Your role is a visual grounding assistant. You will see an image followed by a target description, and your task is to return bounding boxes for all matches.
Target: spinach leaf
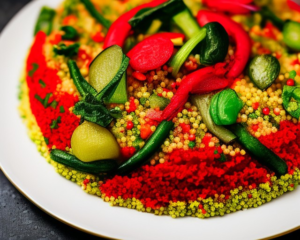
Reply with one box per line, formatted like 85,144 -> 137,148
73,101 -> 113,127
54,43 -> 80,57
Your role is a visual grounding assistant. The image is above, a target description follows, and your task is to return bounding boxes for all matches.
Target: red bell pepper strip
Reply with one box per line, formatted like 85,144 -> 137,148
287,0 -> 300,12
103,0 -> 168,49
127,34 -> 174,72
202,0 -> 259,14
197,10 -> 251,79
161,63 -> 231,121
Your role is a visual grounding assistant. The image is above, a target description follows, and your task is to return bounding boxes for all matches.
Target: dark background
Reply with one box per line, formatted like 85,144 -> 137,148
0,0 -> 299,239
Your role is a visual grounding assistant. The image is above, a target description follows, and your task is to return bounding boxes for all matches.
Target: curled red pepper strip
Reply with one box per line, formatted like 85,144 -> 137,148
287,0 -> 300,13
202,0 -> 259,15
197,10 -> 251,79
103,0 -> 168,49
161,63 -> 231,121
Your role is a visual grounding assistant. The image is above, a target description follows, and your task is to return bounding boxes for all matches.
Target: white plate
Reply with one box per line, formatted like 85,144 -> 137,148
0,0 -> 300,239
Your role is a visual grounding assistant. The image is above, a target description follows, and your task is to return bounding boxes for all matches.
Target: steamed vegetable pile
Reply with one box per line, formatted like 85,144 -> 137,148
21,0 -> 300,218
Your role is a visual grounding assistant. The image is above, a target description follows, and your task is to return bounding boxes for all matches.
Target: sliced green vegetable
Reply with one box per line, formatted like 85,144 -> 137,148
172,8 -> 201,39
227,124 -> 288,176
28,63 -> 39,77
68,60 -> 97,97
96,56 -> 129,103
106,74 -> 128,104
50,149 -> 118,174
117,121 -> 174,174
34,93 -> 52,108
50,116 -> 61,129
80,0 -> 111,29
54,43 -> 80,57
259,6 -> 284,30
89,45 -> 129,103
89,45 -> 123,92
170,28 -> 206,77
44,137 -> 49,145
210,89 -> 244,125
282,85 -> 300,119
191,94 -> 236,144
149,94 -> 170,110
61,26 -> 78,40
248,54 -> 280,90
34,6 -> 56,36
50,100 -> 58,109
71,121 -> 120,162
200,22 -> 229,65
73,101 -> 113,127
38,79 -> 46,88
283,21 -> 300,51
59,106 -> 65,113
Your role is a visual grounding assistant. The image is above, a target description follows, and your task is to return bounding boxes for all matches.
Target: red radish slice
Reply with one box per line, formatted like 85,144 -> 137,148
127,35 -> 174,72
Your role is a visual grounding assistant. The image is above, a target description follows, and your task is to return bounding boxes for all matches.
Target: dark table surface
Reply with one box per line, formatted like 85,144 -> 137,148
0,1 -> 300,239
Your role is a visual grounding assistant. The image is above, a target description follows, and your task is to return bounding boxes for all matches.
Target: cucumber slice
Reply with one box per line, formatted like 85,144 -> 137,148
106,73 -> 128,104
89,45 -> 128,103
149,94 -> 170,110
89,45 -> 123,91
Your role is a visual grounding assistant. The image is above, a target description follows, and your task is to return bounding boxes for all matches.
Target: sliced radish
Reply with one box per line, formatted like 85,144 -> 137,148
127,35 -> 174,72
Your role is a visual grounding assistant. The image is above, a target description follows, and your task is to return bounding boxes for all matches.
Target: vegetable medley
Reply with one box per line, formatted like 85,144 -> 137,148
19,0 -> 300,218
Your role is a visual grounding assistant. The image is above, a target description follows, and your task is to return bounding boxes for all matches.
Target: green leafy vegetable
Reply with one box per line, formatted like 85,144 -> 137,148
34,6 -> 56,36
61,26 -> 78,40
210,89 -> 244,126
129,0 -> 185,28
200,22 -> 229,65
54,43 -> 80,57
259,6 -> 284,30
282,85 -> 300,118
50,100 -> 58,109
28,63 -> 39,77
80,0 -> 111,29
44,137 -> 49,145
39,79 -> 46,88
248,54 -> 280,90
73,101 -> 113,127
129,0 -> 200,39
34,93 -> 52,108
218,153 -> 227,163
50,116 -> 62,129
59,106 -> 65,113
